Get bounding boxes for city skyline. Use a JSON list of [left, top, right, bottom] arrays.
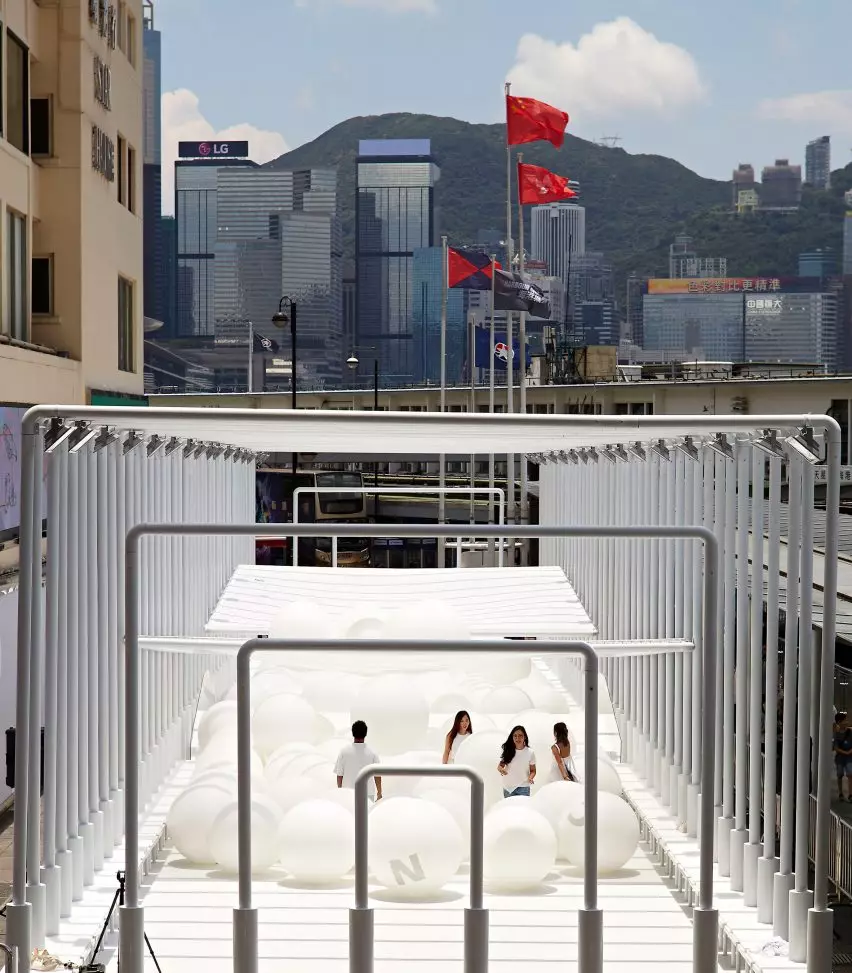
[[156, 0, 851, 211]]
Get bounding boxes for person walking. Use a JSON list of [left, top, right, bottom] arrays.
[[497, 725, 536, 797], [334, 720, 382, 801], [442, 710, 473, 764], [549, 722, 577, 782]]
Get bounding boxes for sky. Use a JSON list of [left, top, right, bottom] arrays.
[[155, 0, 852, 210]]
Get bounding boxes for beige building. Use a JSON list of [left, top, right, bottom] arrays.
[[0, 0, 144, 406]]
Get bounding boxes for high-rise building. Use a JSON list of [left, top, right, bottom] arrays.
[[843, 191, 852, 276], [142, 2, 167, 332], [732, 164, 756, 208], [0, 0, 145, 405], [175, 149, 257, 337], [356, 139, 440, 385], [411, 246, 466, 386], [799, 249, 838, 279], [565, 252, 617, 345], [668, 234, 727, 278], [530, 203, 586, 281], [805, 136, 831, 190], [625, 276, 646, 345], [760, 159, 803, 210]]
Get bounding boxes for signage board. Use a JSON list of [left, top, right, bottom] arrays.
[[178, 141, 249, 159], [648, 277, 824, 295]]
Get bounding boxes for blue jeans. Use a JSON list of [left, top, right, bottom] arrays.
[[503, 786, 531, 798]]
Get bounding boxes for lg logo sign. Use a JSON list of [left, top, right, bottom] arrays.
[[178, 140, 250, 159]]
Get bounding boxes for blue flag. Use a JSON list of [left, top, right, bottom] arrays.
[[474, 327, 532, 370]]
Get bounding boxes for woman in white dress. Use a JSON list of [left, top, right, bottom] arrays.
[[442, 710, 472, 764], [549, 722, 577, 783]]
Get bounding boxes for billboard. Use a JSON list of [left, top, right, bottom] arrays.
[[648, 277, 823, 295], [178, 140, 249, 159]]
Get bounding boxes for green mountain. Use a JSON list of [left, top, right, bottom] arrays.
[[268, 113, 850, 291], [267, 112, 730, 278]]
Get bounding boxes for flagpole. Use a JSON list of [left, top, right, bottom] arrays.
[[438, 234, 448, 568], [488, 255, 496, 565], [504, 82, 516, 565], [517, 154, 529, 567], [468, 312, 476, 553], [247, 320, 254, 393]]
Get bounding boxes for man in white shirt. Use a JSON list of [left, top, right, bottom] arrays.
[[334, 720, 382, 801]]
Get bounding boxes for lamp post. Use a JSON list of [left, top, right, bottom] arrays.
[[273, 297, 297, 563], [347, 353, 380, 512]]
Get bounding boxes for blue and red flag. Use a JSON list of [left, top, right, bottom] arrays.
[[448, 247, 500, 290]]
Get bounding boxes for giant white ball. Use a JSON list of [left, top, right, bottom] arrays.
[[167, 781, 233, 864], [268, 601, 333, 642], [532, 780, 584, 834], [571, 755, 622, 796], [194, 737, 263, 778], [267, 776, 328, 814], [208, 793, 282, 874], [454, 731, 506, 803], [368, 797, 464, 896], [252, 693, 320, 758], [350, 675, 429, 755], [252, 668, 303, 702], [198, 701, 238, 751], [483, 805, 557, 890], [301, 670, 364, 711], [480, 686, 533, 714], [278, 799, 355, 882], [417, 788, 471, 844], [558, 792, 639, 873]]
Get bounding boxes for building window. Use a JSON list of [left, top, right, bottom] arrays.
[[127, 144, 136, 212], [6, 211, 27, 340], [117, 134, 126, 204], [32, 256, 53, 315], [125, 12, 136, 65], [118, 276, 134, 371], [7, 32, 29, 154], [30, 97, 51, 156]]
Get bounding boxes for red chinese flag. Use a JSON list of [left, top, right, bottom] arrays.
[[518, 163, 578, 205], [506, 95, 569, 148]]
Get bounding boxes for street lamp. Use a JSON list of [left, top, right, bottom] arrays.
[[347, 352, 380, 511], [273, 296, 298, 563]]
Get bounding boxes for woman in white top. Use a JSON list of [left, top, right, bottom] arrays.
[[442, 710, 472, 764], [549, 722, 577, 783], [497, 725, 536, 797]]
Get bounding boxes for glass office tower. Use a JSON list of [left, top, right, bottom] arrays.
[[142, 3, 167, 331], [356, 139, 440, 386], [411, 246, 465, 386]]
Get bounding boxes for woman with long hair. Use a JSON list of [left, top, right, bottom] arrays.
[[549, 722, 577, 782], [442, 710, 473, 764], [497, 725, 536, 797]]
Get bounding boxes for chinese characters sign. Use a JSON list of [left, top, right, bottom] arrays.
[[89, 0, 117, 48], [745, 298, 784, 313], [92, 125, 115, 181], [94, 56, 111, 111], [647, 277, 824, 296]]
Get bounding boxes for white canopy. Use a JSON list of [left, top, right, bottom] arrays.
[[205, 564, 597, 639], [28, 404, 829, 455]]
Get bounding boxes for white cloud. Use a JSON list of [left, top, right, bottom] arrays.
[[506, 18, 706, 121], [161, 89, 290, 213], [759, 90, 852, 134]]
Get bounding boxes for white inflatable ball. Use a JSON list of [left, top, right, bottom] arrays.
[[382, 601, 471, 642], [266, 742, 314, 766], [479, 686, 533, 714], [270, 752, 329, 783], [532, 780, 584, 834], [304, 760, 336, 786], [324, 787, 356, 814], [301, 670, 365, 711], [368, 797, 464, 896], [488, 795, 535, 817], [252, 693, 320, 758], [267, 601, 334, 644], [380, 751, 443, 797], [454, 731, 506, 803], [268, 776, 328, 814], [350, 675, 429, 755], [513, 676, 566, 712], [278, 799, 355, 882], [315, 737, 351, 761], [208, 665, 236, 701], [198, 701, 238, 751], [252, 668, 303, 702], [431, 693, 470, 715], [418, 788, 471, 844], [571, 755, 622, 796], [558, 792, 639, 873], [346, 613, 389, 640], [483, 805, 557, 890], [190, 769, 239, 793], [167, 782, 233, 864], [194, 739, 263, 778], [313, 713, 336, 744], [208, 793, 282, 874]]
